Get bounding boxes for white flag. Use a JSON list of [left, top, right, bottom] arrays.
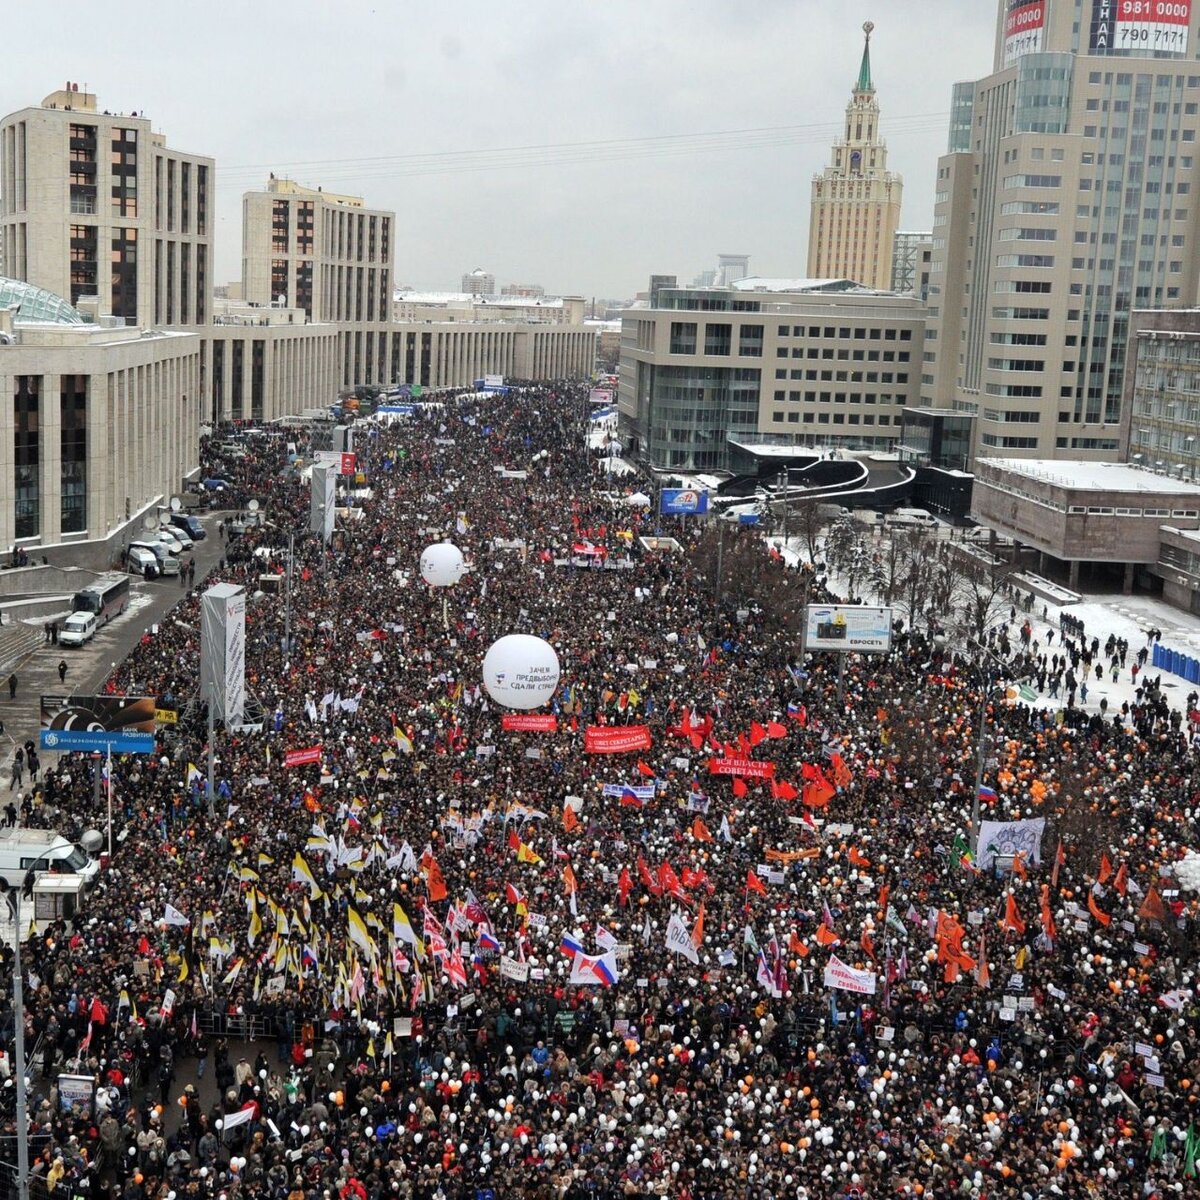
[[162, 903, 190, 927], [665, 912, 700, 965]]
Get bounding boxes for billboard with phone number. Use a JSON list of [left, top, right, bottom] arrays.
[[1090, 0, 1191, 54], [1004, 0, 1047, 62]]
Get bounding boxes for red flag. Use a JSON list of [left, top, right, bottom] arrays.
[[732, 777, 748, 799], [848, 847, 870, 869], [691, 816, 713, 843], [766, 721, 788, 739], [1139, 885, 1166, 922], [860, 928, 876, 962], [425, 856, 448, 903], [636, 760, 656, 779], [771, 780, 798, 801], [617, 867, 633, 907], [1113, 862, 1128, 897], [788, 932, 809, 958], [507, 829, 520, 852], [637, 854, 662, 897], [745, 870, 767, 896], [975, 930, 990, 989], [748, 722, 768, 747], [1098, 853, 1113, 886], [562, 806, 579, 833], [1001, 893, 1025, 936], [1088, 890, 1112, 927]]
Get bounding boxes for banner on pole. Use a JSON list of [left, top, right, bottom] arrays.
[[285, 746, 323, 768], [584, 725, 652, 754], [823, 954, 877, 995], [501, 714, 558, 733], [975, 817, 1046, 871], [708, 757, 777, 779]]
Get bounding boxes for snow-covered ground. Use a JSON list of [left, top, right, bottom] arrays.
[[765, 532, 1200, 725]]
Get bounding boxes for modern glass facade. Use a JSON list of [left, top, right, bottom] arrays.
[[646, 364, 761, 470], [60, 375, 87, 534], [14, 375, 39, 539]]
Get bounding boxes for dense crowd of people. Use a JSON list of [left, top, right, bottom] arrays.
[[1, 382, 1199, 1200]]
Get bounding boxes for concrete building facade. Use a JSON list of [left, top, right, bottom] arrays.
[[1121, 308, 1200, 480], [972, 457, 1200, 590], [387, 322, 595, 390], [392, 291, 586, 325], [0, 282, 200, 559], [920, 1, 1200, 465], [461, 268, 495, 296], [891, 230, 931, 297], [807, 25, 903, 291], [1, 85, 213, 329], [618, 278, 924, 471], [241, 178, 394, 387]]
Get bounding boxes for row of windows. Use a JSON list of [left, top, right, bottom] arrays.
[[980, 433, 1039, 448], [774, 325, 913, 341], [770, 411, 893, 426], [774, 369, 905, 382], [777, 348, 911, 362], [772, 390, 902, 404]]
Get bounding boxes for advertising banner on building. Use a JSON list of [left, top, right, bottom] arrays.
[[804, 605, 893, 653], [1090, 0, 1190, 54], [584, 725, 652, 754], [40, 694, 158, 753], [200, 583, 246, 729], [310, 463, 336, 543], [1004, 0, 1047, 63], [660, 488, 710, 516]]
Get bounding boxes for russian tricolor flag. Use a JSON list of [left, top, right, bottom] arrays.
[[560, 932, 585, 958], [478, 928, 501, 953], [590, 953, 619, 987], [619, 786, 646, 808], [978, 784, 997, 802]]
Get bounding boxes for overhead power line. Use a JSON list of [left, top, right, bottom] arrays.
[[214, 112, 951, 189]]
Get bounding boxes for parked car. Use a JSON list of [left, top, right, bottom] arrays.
[[126, 545, 159, 578], [58, 611, 98, 646]]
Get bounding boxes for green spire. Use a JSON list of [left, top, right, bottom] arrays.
[[856, 20, 875, 92]]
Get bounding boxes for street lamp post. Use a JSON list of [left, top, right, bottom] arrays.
[[969, 640, 1009, 854]]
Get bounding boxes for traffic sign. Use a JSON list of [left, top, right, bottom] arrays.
[[39, 730, 156, 754]]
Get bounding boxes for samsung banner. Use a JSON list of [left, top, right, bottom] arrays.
[[200, 583, 246, 729], [804, 605, 893, 653], [660, 488, 710, 516]]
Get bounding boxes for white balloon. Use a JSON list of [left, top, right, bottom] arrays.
[[481, 634, 560, 710], [420, 542, 466, 587]]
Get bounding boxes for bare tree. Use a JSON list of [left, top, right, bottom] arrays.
[[791, 502, 826, 566], [955, 549, 1020, 643]]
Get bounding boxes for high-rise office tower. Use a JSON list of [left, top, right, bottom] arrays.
[[807, 22, 903, 290], [0, 84, 213, 328], [920, 1, 1200, 463]]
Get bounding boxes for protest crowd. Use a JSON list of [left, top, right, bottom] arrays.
[[2, 382, 1200, 1200]]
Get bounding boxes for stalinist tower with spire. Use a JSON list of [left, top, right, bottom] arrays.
[[806, 22, 903, 290]]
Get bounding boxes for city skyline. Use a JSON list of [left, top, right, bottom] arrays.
[[1, 0, 995, 298]]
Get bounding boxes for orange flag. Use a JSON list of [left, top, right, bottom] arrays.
[[788, 931, 809, 958], [1139, 885, 1166, 922], [1040, 884, 1057, 942], [860, 928, 876, 962], [690, 903, 706, 949], [745, 869, 767, 896], [691, 816, 713, 843], [562, 806, 580, 833], [1011, 853, 1027, 881], [563, 864, 578, 896], [1098, 853, 1113, 886], [848, 846, 870, 869], [1113, 862, 1128, 897], [1087, 890, 1111, 927], [878, 884, 890, 915], [425, 855, 448, 903], [814, 923, 840, 947], [1051, 838, 1065, 889], [1001, 893, 1025, 936]]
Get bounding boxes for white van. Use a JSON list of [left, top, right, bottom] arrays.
[[126, 545, 159, 578], [0, 830, 99, 890], [58, 611, 97, 646], [129, 540, 180, 576], [886, 507, 938, 530]]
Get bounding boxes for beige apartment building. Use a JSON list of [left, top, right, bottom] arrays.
[[242, 177, 394, 387], [618, 278, 923, 472], [919, 1, 1200, 466], [0, 279, 200, 559], [807, 24, 903, 292], [1, 84, 213, 329], [393, 290, 586, 324]]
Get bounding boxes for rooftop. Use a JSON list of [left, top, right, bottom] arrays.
[[730, 276, 896, 296], [980, 458, 1200, 495], [0, 277, 84, 325], [394, 290, 569, 307]]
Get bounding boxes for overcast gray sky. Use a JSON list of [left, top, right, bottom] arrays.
[[9, 0, 996, 298]]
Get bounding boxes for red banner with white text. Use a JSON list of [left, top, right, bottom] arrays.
[[584, 725, 652, 754]]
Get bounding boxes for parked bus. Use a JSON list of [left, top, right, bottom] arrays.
[[71, 574, 130, 623]]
